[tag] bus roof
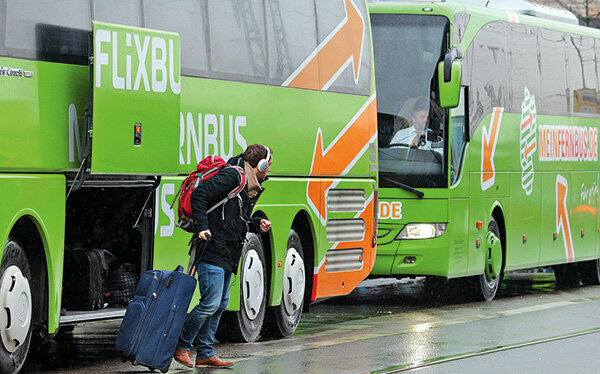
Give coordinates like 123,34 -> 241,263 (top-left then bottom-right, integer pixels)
369,0 -> 578,25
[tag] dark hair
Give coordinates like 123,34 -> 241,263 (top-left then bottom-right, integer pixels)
412,96 -> 429,115
242,144 -> 272,168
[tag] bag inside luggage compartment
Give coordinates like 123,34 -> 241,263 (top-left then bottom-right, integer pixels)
63,185 -> 154,311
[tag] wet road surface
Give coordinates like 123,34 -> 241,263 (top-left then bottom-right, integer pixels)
25,272 -> 600,373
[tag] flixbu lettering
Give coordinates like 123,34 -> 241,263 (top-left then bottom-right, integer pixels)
95,29 -> 180,94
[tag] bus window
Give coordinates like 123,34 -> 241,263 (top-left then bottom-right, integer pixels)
316,0 -> 371,95
468,22 -> 508,137
266,1 -> 318,85
92,0 -> 142,28
5,0 -> 90,61
568,35 -> 598,115
538,29 -> 568,114
143,0 -> 210,78
372,14 -> 448,189
0,0 -> 6,56
453,14 -> 470,45
451,88 -> 467,186
207,0 -> 267,84
507,23 -> 541,114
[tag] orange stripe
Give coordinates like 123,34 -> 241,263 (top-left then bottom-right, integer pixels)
576,205 -> 597,214
524,141 -> 536,161
482,108 -> 503,183
521,113 -> 533,131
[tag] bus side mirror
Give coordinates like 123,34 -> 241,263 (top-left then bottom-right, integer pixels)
438,47 -> 462,109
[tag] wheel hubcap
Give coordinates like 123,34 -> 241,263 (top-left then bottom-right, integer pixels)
242,249 -> 264,321
485,230 -> 502,283
283,248 -> 305,316
0,265 -> 31,353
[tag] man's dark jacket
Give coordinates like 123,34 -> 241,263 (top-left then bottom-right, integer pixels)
191,154 -> 263,274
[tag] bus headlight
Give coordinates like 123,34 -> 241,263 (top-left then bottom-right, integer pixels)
396,223 -> 447,240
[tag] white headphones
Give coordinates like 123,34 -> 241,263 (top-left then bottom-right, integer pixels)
257,146 -> 271,173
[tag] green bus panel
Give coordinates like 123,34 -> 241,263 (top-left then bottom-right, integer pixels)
91,22 -> 181,174
0,58 -> 88,172
0,174 -> 66,333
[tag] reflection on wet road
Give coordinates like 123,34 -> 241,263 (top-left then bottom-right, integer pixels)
26,272 -> 600,373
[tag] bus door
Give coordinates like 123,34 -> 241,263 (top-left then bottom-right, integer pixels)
90,21 -> 181,174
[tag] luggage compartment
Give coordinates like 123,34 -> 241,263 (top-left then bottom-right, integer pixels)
61,176 -> 158,324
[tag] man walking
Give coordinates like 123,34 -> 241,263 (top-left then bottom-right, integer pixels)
174,144 -> 272,368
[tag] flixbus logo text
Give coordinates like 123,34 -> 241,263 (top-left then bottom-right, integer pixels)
94,27 -> 181,94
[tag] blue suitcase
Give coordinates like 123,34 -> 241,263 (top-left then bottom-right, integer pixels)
115,265 -> 197,372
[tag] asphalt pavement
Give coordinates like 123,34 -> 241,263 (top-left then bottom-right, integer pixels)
24,273 -> 600,373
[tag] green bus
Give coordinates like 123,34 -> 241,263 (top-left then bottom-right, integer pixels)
0,0 -> 377,371
370,0 -> 600,301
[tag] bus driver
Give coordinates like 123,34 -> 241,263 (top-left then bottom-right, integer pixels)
389,96 -> 429,148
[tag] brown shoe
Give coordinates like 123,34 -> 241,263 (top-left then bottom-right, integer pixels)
173,349 -> 194,368
195,355 -> 234,368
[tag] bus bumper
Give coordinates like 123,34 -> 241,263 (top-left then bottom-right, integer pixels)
372,236 -> 450,277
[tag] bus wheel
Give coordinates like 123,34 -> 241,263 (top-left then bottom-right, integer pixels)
554,263 -> 580,288
219,234 -> 267,343
476,217 -> 503,301
263,229 -> 305,338
578,260 -> 600,286
0,239 -> 33,374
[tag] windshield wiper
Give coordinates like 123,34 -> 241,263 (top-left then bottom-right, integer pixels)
381,176 -> 424,198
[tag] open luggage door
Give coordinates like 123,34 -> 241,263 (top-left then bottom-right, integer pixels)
90,21 -> 181,174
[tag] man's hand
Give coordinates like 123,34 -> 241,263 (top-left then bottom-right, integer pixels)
198,230 -> 212,240
259,219 -> 271,232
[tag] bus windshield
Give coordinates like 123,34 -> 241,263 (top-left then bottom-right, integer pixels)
371,14 -> 449,189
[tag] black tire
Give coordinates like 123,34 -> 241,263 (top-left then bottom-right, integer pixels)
424,276 -> 448,301
554,263 -> 580,288
578,259 -> 600,285
216,233 -> 267,343
0,239 -> 33,374
262,229 -> 305,339
425,276 -> 471,303
473,216 -> 503,301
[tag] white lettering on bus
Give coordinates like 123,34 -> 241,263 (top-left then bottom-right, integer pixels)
95,28 -> 179,94
581,175 -> 599,205
112,31 -> 124,89
133,34 -> 150,91
179,112 -> 248,165
160,183 -> 175,237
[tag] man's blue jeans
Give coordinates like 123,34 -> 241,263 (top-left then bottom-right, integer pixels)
176,262 -> 232,359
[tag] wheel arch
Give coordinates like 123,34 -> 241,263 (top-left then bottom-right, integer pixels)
5,211 -> 52,337
290,209 -> 315,312
489,201 -> 507,272
252,209 -> 273,297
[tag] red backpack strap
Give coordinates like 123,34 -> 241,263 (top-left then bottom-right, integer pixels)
206,165 -> 247,214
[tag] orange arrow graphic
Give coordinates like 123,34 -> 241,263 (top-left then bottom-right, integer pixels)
283,0 -> 364,90
556,175 -> 575,262
307,96 -> 376,224
481,107 -> 504,191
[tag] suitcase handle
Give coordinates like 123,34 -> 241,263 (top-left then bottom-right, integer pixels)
174,265 -> 184,272
187,235 -> 211,276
